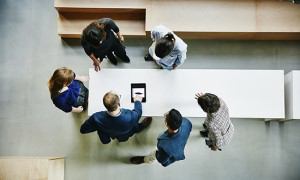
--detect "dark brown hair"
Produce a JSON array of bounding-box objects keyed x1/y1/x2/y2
[
  {"x1": 48, "y1": 67, "x2": 74, "y2": 98},
  {"x1": 197, "y1": 93, "x2": 220, "y2": 113},
  {"x1": 155, "y1": 33, "x2": 175, "y2": 58},
  {"x1": 165, "y1": 109, "x2": 182, "y2": 130}
]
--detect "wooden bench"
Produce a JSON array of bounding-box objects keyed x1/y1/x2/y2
[
  {"x1": 55, "y1": 0, "x2": 300, "y2": 40},
  {"x1": 285, "y1": 71, "x2": 300, "y2": 120},
  {"x1": 88, "y1": 69, "x2": 285, "y2": 119}
]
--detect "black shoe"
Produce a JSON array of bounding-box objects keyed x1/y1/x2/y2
[
  {"x1": 108, "y1": 56, "x2": 118, "y2": 65},
  {"x1": 200, "y1": 130, "x2": 208, "y2": 137},
  {"x1": 122, "y1": 55, "x2": 130, "y2": 63},
  {"x1": 130, "y1": 156, "x2": 145, "y2": 164},
  {"x1": 136, "y1": 117, "x2": 152, "y2": 133},
  {"x1": 144, "y1": 54, "x2": 154, "y2": 61},
  {"x1": 203, "y1": 123, "x2": 207, "y2": 129}
]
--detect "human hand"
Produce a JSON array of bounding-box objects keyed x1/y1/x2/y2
[
  {"x1": 133, "y1": 95, "x2": 143, "y2": 102},
  {"x1": 93, "y1": 60, "x2": 101, "y2": 72},
  {"x1": 195, "y1": 92, "x2": 204, "y2": 100},
  {"x1": 72, "y1": 106, "x2": 84, "y2": 113},
  {"x1": 118, "y1": 34, "x2": 124, "y2": 42}
]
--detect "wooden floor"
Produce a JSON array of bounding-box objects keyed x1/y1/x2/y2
[{"x1": 0, "y1": 157, "x2": 64, "y2": 180}]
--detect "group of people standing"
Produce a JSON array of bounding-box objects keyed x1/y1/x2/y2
[{"x1": 48, "y1": 18, "x2": 234, "y2": 167}]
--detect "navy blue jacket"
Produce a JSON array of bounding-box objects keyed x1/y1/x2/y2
[
  {"x1": 80, "y1": 101, "x2": 142, "y2": 144},
  {"x1": 52, "y1": 80, "x2": 81, "y2": 113},
  {"x1": 156, "y1": 118, "x2": 192, "y2": 167}
]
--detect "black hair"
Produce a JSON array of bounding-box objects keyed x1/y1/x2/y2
[
  {"x1": 81, "y1": 23, "x2": 104, "y2": 47},
  {"x1": 197, "y1": 93, "x2": 220, "y2": 113},
  {"x1": 166, "y1": 109, "x2": 182, "y2": 130},
  {"x1": 155, "y1": 33, "x2": 175, "y2": 58}
]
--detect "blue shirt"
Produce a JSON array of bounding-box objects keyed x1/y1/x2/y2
[
  {"x1": 80, "y1": 101, "x2": 142, "y2": 144},
  {"x1": 52, "y1": 80, "x2": 81, "y2": 113},
  {"x1": 156, "y1": 118, "x2": 192, "y2": 167}
]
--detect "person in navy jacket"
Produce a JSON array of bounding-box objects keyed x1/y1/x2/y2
[
  {"x1": 48, "y1": 67, "x2": 89, "y2": 113},
  {"x1": 80, "y1": 91, "x2": 152, "y2": 144},
  {"x1": 130, "y1": 109, "x2": 192, "y2": 167}
]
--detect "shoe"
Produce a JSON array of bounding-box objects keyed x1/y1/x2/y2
[
  {"x1": 203, "y1": 123, "x2": 207, "y2": 129},
  {"x1": 130, "y1": 156, "x2": 145, "y2": 164},
  {"x1": 108, "y1": 56, "x2": 118, "y2": 65},
  {"x1": 144, "y1": 54, "x2": 154, "y2": 61},
  {"x1": 122, "y1": 55, "x2": 130, "y2": 63},
  {"x1": 136, "y1": 117, "x2": 152, "y2": 133},
  {"x1": 200, "y1": 130, "x2": 208, "y2": 137}
]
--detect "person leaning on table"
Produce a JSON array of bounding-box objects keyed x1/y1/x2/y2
[
  {"x1": 81, "y1": 18, "x2": 130, "y2": 71},
  {"x1": 130, "y1": 109, "x2": 192, "y2": 167},
  {"x1": 144, "y1": 25, "x2": 187, "y2": 70},
  {"x1": 80, "y1": 91, "x2": 152, "y2": 144},
  {"x1": 48, "y1": 67, "x2": 89, "y2": 113},
  {"x1": 195, "y1": 92, "x2": 234, "y2": 151}
]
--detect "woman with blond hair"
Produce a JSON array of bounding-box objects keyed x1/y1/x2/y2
[{"x1": 48, "y1": 67, "x2": 89, "y2": 113}]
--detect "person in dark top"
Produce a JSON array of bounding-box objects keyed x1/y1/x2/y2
[
  {"x1": 130, "y1": 109, "x2": 192, "y2": 167},
  {"x1": 81, "y1": 18, "x2": 130, "y2": 71},
  {"x1": 48, "y1": 67, "x2": 89, "y2": 113},
  {"x1": 80, "y1": 91, "x2": 152, "y2": 144}
]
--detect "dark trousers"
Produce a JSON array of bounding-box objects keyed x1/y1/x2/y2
[
  {"x1": 75, "y1": 81, "x2": 89, "y2": 110},
  {"x1": 97, "y1": 123, "x2": 144, "y2": 144},
  {"x1": 107, "y1": 41, "x2": 130, "y2": 62}
]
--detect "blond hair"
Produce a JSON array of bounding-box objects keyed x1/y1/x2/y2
[
  {"x1": 48, "y1": 67, "x2": 74, "y2": 98},
  {"x1": 103, "y1": 91, "x2": 120, "y2": 112}
]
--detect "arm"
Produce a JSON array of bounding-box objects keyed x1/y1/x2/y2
[
  {"x1": 104, "y1": 18, "x2": 124, "y2": 42},
  {"x1": 90, "y1": 53, "x2": 102, "y2": 72},
  {"x1": 72, "y1": 106, "x2": 83, "y2": 113},
  {"x1": 131, "y1": 101, "x2": 142, "y2": 123},
  {"x1": 80, "y1": 116, "x2": 98, "y2": 134},
  {"x1": 81, "y1": 39, "x2": 102, "y2": 72}
]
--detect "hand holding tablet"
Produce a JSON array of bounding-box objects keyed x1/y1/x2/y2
[{"x1": 131, "y1": 83, "x2": 146, "y2": 103}]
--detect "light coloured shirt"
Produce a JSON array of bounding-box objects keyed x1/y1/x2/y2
[
  {"x1": 204, "y1": 98, "x2": 234, "y2": 149},
  {"x1": 149, "y1": 25, "x2": 187, "y2": 70}
]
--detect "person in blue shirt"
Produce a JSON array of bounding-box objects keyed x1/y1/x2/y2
[
  {"x1": 130, "y1": 109, "x2": 192, "y2": 167},
  {"x1": 48, "y1": 67, "x2": 89, "y2": 113},
  {"x1": 80, "y1": 91, "x2": 152, "y2": 144}
]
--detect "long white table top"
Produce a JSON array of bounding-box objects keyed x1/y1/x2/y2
[{"x1": 88, "y1": 69, "x2": 284, "y2": 118}]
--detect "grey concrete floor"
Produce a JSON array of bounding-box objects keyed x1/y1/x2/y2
[{"x1": 1, "y1": 0, "x2": 300, "y2": 180}]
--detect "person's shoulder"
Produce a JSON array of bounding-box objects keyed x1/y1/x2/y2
[
  {"x1": 157, "y1": 131, "x2": 170, "y2": 141},
  {"x1": 182, "y1": 117, "x2": 192, "y2": 125}
]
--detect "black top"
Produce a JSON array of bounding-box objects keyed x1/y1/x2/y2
[{"x1": 81, "y1": 18, "x2": 120, "y2": 59}]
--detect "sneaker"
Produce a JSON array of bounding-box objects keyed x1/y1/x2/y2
[
  {"x1": 144, "y1": 54, "x2": 154, "y2": 61},
  {"x1": 200, "y1": 130, "x2": 208, "y2": 137},
  {"x1": 136, "y1": 117, "x2": 152, "y2": 133},
  {"x1": 130, "y1": 156, "x2": 145, "y2": 164}
]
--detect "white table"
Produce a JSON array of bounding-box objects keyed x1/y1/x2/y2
[
  {"x1": 285, "y1": 70, "x2": 300, "y2": 120},
  {"x1": 88, "y1": 69, "x2": 284, "y2": 119}
]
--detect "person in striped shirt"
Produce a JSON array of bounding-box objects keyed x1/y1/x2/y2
[{"x1": 195, "y1": 92, "x2": 234, "y2": 151}]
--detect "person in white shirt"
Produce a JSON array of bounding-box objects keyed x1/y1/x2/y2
[{"x1": 145, "y1": 25, "x2": 187, "y2": 70}]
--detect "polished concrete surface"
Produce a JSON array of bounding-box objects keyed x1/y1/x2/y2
[{"x1": 0, "y1": 0, "x2": 300, "y2": 180}]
